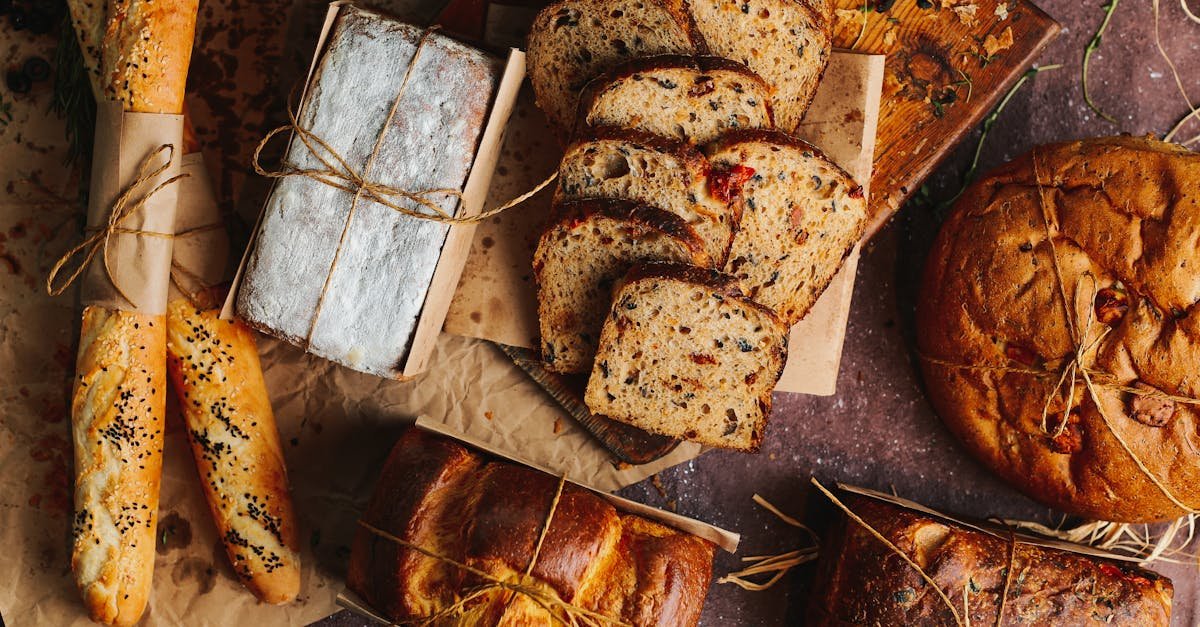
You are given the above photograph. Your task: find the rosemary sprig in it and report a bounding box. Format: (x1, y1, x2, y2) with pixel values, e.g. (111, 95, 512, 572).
(934, 64, 1064, 214)
(51, 10, 97, 167)
(1082, 0, 1119, 124)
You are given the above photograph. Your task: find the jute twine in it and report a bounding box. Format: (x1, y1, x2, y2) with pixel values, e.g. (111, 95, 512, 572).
(357, 475, 629, 626)
(250, 27, 555, 347)
(46, 143, 189, 306)
(918, 148, 1200, 515)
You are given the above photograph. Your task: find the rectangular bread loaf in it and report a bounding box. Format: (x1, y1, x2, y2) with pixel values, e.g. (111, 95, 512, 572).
(808, 492, 1174, 626)
(236, 4, 501, 378)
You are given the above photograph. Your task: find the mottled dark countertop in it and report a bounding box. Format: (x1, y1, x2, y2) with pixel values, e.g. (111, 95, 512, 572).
(320, 0, 1200, 625)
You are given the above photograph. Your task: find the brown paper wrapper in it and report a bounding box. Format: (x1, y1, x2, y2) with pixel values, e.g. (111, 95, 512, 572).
(169, 153, 229, 300)
(83, 102, 185, 315)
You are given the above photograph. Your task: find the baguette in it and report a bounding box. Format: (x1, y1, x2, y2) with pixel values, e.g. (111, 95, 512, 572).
(68, 1, 199, 624)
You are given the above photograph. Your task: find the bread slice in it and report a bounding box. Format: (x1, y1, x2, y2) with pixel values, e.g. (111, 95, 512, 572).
(527, 0, 706, 132)
(576, 55, 774, 145)
(534, 200, 709, 374)
(688, 0, 831, 132)
(708, 129, 866, 326)
(584, 263, 787, 451)
(556, 127, 735, 264)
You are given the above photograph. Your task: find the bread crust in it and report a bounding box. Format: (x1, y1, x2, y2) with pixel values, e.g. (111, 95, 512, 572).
(917, 136, 1200, 523)
(101, 0, 199, 113)
(808, 494, 1174, 625)
(543, 199, 710, 266)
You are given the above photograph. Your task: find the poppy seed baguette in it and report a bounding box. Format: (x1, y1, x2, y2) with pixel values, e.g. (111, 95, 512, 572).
(527, 0, 706, 132)
(534, 200, 710, 374)
(709, 129, 866, 326)
(556, 127, 736, 264)
(576, 55, 774, 145)
(688, 0, 831, 132)
(584, 263, 787, 452)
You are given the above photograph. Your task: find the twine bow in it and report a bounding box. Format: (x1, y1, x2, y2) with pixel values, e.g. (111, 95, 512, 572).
(46, 143, 187, 305)
(919, 148, 1200, 515)
(358, 475, 629, 626)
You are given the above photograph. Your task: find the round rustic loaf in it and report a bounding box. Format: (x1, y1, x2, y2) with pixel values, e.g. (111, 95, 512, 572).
(917, 136, 1200, 523)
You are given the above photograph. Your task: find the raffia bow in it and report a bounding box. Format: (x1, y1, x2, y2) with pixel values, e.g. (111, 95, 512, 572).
(45, 143, 188, 306)
(357, 475, 630, 627)
(918, 148, 1200, 515)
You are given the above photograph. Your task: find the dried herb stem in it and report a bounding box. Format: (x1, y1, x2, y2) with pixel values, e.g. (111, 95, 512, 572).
(1182, 0, 1200, 22)
(715, 494, 820, 591)
(1154, 0, 1200, 143)
(1082, 0, 1119, 124)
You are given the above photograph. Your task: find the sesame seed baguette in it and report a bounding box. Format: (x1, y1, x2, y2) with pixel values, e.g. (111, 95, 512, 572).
(68, 1, 199, 624)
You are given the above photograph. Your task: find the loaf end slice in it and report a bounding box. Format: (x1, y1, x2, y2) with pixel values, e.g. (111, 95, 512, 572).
(584, 263, 788, 451)
(577, 54, 774, 144)
(534, 200, 709, 374)
(709, 129, 866, 326)
(688, 0, 831, 131)
(527, 0, 705, 132)
(556, 126, 735, 264)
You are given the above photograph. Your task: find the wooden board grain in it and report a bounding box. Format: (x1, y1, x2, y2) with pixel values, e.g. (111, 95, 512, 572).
(829, 0, 1060, 238)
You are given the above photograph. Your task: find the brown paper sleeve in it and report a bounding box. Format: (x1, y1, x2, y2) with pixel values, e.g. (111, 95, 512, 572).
(169, 153, 229, 300)
(83, 102, 185, 314)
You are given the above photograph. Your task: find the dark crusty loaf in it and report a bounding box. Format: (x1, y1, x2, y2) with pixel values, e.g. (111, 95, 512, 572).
(688, 0, 831, 132)
(576, 55, 774, 145)
(917, 136, 1200, 523)
(347, 428, 717, 626)
(808, 492, 1173, 625)
(556, 126, 735, 264)
(584, 263, 787, 451)
(708, 129, 866, 326)
(527, 0, 706, 132)
(534, 199, 710, 374)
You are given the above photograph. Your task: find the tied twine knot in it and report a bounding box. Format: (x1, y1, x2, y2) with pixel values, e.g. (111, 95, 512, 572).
(46, 144, 189, 306)
(357, 475, 629, 627)
(918, 148, 1200, 515)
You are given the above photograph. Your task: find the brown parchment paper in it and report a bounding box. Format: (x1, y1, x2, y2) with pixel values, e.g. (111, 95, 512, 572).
(443, 51, 886, 396)
(82, 102, 184, 315)
(168, 153, 229, 299)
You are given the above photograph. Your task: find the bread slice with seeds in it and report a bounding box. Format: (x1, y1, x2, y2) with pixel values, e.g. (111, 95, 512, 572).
(576, 55, 774, 145)
(534, 200, 710, 374)
(708, 129, 866, 326)
(527, 0, 706, 132)
(688, 0, 831, 132)
(556, 127, 735, 264)
(584, 263, 787, 452)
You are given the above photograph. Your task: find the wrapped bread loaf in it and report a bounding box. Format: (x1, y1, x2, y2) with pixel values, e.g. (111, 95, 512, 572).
(347, 428, 717, 625)
(808, 491, 1173, 625)
(65, 1, 198, 624)
(918, 137, 1200, 523)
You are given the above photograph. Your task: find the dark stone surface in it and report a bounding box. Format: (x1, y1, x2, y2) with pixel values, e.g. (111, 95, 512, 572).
(317, 1, 1200, 624)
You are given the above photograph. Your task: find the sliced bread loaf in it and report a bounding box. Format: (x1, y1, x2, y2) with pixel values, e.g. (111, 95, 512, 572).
(576, 55, 774, 145)
(687, 0, 831, 132)
(584, 263, 787, 452)
(534, 200, 709, 374)
(527, 0, 706, 132)
(556, 127, 735, 264)
(708, 129, 866, 326)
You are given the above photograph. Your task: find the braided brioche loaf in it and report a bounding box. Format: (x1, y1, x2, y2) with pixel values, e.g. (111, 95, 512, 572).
(347, 429, 716, 625)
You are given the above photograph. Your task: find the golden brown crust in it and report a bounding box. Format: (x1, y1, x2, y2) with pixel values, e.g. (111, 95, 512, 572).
(71, 307, 166, 626)
(166, 293, 300, 604)
(917, 136, 1200, 522)
(808, 494, 1174, 625)
(102, 0, 199, 114)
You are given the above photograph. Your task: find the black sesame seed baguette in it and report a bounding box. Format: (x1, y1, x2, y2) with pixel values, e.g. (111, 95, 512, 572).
(556, 126, 736, 264)
(584, 263, 787, 452)
(534, 199, 710, 374)
(708, 129, 866, 326)
(575, 55, 774, 145)
(527, 0, 708, 133)
(686, 0, 831, 132)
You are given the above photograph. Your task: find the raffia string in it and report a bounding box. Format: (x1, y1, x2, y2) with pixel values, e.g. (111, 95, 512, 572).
(810, 479, 965, 627)
(917, 148, 1200, 515)
(357, 475, 629, 627)
(251, 28, 555, 347)
(46, 143, 188, 305)
(717, 494, 819, 591)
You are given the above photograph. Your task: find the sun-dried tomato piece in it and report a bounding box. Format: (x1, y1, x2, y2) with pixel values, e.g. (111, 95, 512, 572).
(709, 165, 756, 203)
(1004, 343, 1041, 367)
(1094, 287, 1129, 325)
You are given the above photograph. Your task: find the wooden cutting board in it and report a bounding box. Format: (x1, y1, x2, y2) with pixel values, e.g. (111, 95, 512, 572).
(829, 0, 1060, 238)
